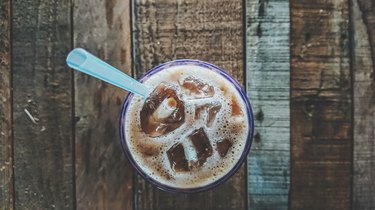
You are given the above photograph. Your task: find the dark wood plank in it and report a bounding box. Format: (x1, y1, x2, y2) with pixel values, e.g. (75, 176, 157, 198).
(133, 0, 245, 209)
(12, 0, 73, 209)
(352, 0, 375, 209)
(246, 0, 290, 209)
(290, 0, 352, 209)
(73, 0, 133, 209)
(0, 0, 13, 209)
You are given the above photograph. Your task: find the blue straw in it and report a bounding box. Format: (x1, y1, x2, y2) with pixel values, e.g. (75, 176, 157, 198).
(66, 48, 150, 97)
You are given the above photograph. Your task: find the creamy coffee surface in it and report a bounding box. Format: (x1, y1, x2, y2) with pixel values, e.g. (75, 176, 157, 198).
(124, 64, 249, 188)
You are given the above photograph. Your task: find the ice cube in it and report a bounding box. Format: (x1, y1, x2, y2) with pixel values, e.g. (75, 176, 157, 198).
(152, 97, 178, 120)
(166, 128, 213, 172)
(188, 128, 213, 166)
(167, 143, 189, 172)
(216, 139, 232, 157)
(183, 138, 199, 170)
(195, 102, 222, 127)
(180, 76, 215, 99)
(140, 83, 185, 137)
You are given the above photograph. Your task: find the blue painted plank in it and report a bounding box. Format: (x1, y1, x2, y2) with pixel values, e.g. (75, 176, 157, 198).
(246, 0, 290, 209)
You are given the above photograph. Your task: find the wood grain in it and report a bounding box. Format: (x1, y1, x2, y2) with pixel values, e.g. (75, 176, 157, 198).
(290, 0, 352, 209)
(352, 0, 375, 209)
(12, 0, 73, 209)
(246, 0, 290, 209)
(0, 0, 13, 209)
(133, 0, 246, 209)
(73, 0, 133, 209)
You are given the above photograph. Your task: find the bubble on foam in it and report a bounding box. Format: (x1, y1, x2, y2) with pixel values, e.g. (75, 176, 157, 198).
(123, 64, 249, 188)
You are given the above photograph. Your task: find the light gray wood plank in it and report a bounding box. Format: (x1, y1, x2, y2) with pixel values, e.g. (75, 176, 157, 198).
(352, 0, 375, 209)
(0, 0, 13, 209)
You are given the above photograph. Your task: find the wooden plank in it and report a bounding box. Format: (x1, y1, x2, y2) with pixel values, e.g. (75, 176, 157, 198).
(352, 0, 375, 209)
(246, 0, 290, 209)
(73, 0, 133, 209)
(0, 0, 13, 209)
(12, 0, 73, 209)
(133, 0, 246, 209)
(290, 0, 352, 209)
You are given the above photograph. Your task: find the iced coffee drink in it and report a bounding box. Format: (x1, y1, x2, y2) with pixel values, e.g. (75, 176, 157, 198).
(120, 60, 253, 192)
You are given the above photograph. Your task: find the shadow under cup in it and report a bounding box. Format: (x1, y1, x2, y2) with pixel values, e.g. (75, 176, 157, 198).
(119, 59, 254, 193)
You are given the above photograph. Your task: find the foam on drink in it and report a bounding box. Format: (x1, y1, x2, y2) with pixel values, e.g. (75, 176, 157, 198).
(124, 64, 249, 188)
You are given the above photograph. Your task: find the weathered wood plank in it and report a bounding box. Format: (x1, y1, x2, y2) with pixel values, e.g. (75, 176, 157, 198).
(12, 0, 73, 209)
(133, 0, 246, 209)
(352, 0, 375, 209)
(0, 0, 13, 209)
(74, 0, 133, 209)
(290, 0, 352, 209)
(246, 0, 290, 209)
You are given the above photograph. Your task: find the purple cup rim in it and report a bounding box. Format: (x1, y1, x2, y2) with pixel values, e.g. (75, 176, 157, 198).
(119, 59, 254, 193)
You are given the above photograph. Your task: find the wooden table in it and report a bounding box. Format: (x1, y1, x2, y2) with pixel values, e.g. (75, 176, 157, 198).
(1, 0, 374, 209)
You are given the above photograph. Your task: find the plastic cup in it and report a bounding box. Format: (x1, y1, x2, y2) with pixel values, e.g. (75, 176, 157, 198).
(119, 59, 254, 193)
